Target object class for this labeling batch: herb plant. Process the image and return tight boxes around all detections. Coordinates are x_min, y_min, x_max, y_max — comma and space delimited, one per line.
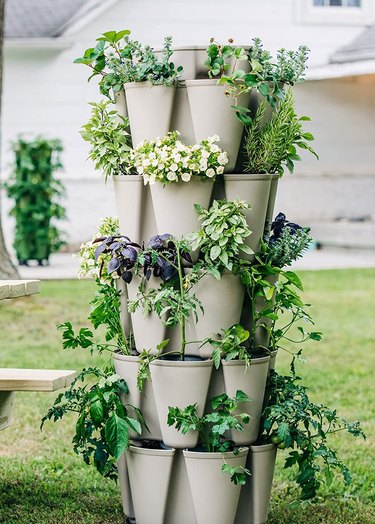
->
4, 137, 66, 265
74, 31, 182, 98
189, 199, 252, 276
132, 131, 228, 184
168, 391, 252, 485
201, 324, 250, 369
42, 368, 144, 480
243, 89, 318, 176
205, 38, 248, 79
80, 100, 132, 181
262, 370, 365, 500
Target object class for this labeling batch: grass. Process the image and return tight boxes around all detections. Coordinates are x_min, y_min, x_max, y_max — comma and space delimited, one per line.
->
0, 269, 374, 523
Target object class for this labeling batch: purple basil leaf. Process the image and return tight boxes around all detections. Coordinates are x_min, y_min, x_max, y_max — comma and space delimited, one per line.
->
108, 257, 121, 274
95, 243, 108, 260
122, 270, 133, 283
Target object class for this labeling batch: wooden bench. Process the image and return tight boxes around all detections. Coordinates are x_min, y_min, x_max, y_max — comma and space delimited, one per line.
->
0, 279, 76, 431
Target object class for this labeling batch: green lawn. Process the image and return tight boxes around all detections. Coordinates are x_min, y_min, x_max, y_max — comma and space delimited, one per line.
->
0, 269, 374, 524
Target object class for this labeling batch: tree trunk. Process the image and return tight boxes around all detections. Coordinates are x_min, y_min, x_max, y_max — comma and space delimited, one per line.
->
0, 0, 19, 279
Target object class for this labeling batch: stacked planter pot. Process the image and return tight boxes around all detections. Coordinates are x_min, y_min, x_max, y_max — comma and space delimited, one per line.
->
112, 45, 280, 524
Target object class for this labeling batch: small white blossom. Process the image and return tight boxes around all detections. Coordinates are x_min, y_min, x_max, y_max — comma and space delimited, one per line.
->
216, 166, 225, 174
218, 153, 228, 166
206, 168, 216, 178
181, 172, 192, 182
170, 163, 178, 172
167, 171, 177, 181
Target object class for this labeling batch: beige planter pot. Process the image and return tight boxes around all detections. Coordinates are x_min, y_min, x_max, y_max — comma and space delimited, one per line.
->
186, 79, 251, 172
113, 353, 162, 441
224, 174, 274, 260
264, 176, 280, 237
117, 452, 135, 520
235, 444, 277, 524
124, 81, 176, 147
127, 274, 168, 355
183, 447, 249, 524
127, 445, 175, 524
184, 271, 245, 358
149, 177, 214, 241
268, 350, 278, 374
170, 82, 195, 144
222, 357, 270, 445
112, 175, 144, 244
150, 359, 213, 448
0, 391, 15, 431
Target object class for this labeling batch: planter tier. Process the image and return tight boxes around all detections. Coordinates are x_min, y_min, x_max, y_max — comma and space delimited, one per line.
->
124, 81, 176, 147
0, 391, 15, 431
235, 444, 277, 524
186, 80, 251, 172
224, 174, 275, 260
150, 359, 213, 448
126, 445, 176, 524
113, 353, 162, 440
222, 357, 270, 445
184, 447, 249, 524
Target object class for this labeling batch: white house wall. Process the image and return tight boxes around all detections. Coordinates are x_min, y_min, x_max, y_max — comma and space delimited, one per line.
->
1, 0, 374, 249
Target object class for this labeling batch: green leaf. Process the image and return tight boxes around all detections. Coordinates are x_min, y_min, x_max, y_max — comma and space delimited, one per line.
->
115, 29, 131, 42
210, 245, 221, 261
102, 31, 117, 43
90, 399, 104, 424
126, 417, 142, 434
283, 271, 304, 290
105, 413, 129, 460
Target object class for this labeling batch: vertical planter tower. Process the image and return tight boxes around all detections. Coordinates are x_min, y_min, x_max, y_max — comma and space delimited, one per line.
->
109, 45, 280, 524
71, 32, 360, 524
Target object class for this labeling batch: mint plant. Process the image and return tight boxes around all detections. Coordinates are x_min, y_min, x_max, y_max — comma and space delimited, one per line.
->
168, 391, 252, 485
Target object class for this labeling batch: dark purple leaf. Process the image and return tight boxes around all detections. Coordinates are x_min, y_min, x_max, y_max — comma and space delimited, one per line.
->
108, 257, 121, 274
95, 242, 108, 260
122, 270, 133, 283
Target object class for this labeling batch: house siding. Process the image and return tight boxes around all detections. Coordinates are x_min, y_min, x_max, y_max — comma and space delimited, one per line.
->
1, 0, 374, 248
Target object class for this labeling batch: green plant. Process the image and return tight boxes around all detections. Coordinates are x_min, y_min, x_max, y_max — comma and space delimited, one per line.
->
80, 100, 132, 181
74, 31, 182, 98
205, 37, 248, 79
132, 131, 228, 184
189, 199, 252, 277
4, 137, 66, 265
201, 324, 250, 369
244, 89, 318, 176
168, 391, 251, 484
41, 368, 144, 480
262, 370, 365, 500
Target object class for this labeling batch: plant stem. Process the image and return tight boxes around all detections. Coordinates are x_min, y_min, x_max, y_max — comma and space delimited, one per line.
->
176, 245, 186, 361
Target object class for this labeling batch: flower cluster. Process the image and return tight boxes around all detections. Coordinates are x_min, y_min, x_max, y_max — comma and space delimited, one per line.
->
76, 216, 120, 283
131, 131, 229, 184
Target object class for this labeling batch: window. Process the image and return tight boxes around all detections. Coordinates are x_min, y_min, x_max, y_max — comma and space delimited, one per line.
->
313, 0, 361, 6
297, 0, 371, 24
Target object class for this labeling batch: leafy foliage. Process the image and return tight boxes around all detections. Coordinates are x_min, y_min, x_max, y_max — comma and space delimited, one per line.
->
262, 371, 365, 500
41, 368, 144, 480
168, 391, 252, 484
80, 101, 132, 180
244, 89, 318, 176
201, 324, 250, 369
74, 31, 182, 97
190, 199, 252, 275
205, 37, 248, 78
4, 137, 66, 263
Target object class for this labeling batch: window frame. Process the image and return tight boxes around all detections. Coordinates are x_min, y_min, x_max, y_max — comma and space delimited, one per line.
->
297, 0, 373, 25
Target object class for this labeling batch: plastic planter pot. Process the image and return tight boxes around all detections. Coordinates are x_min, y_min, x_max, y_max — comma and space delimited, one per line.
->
235, 443, 277, 524
150, 359, 213, 448
170, 82, 195, 144
183, 447, 249, 524
149, 177, 214, 245
222, 356, 270, 445
113, 353, 162, 441
114, 89, 128, 118
112, 175, 144, 245
183, 271, 245, 358
264, 175, 281, 238
126, 274, 168, 355
117, 452, 135, 521
126, 445, 176, 524
186, 79, 251, 172
124, 81, 176, 147
224, 174, 274, 260
116, 279, 132, 339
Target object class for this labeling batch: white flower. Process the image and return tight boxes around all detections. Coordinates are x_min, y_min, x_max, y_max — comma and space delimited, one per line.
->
167, 171, 177, 181
201, 150, 210, 159
208, 134, 220, 143
210, 144, 220, 153
137, 166, 144, 174
158, 163, 165, 170
206, 168, 216, 178
216, 166, 224, 174
170, 163, 178, 172
142, 159, 151, 167
152, 159, 158, 167
181, 172, 191, 182
173, 153, 181, 162
218, 153, 228, 166
199, 161, 208, 171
